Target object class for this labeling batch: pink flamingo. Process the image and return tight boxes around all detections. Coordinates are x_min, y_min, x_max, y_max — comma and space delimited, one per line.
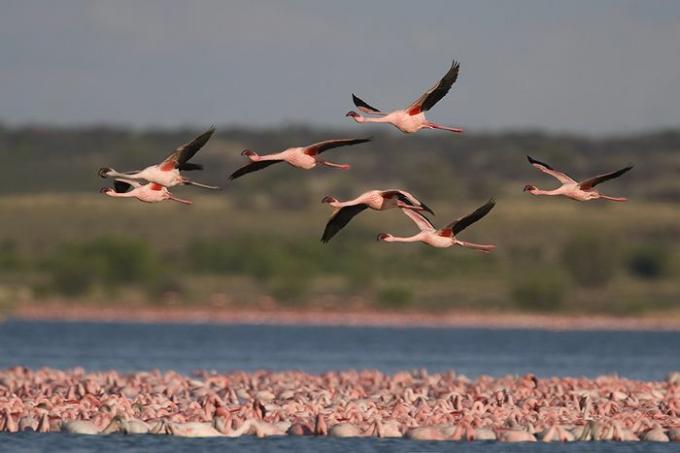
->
98, 127, 218, 189
524, 155, 632, 202
377, 200, 496, 252
346, 60, 463, 134
100, 179, 192, 205
321, 189, 433, 243
228, 138, 370, 180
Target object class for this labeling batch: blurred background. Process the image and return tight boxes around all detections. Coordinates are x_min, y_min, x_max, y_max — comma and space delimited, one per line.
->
0, 0, 678, 317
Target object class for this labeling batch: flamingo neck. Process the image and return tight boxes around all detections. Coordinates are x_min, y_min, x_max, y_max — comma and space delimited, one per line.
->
105, 191, 135, 198
529, 188, 559, 196
384, 234, 422, 243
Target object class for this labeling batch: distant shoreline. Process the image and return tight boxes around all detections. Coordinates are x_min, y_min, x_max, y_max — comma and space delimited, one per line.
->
7, 303, 680, 331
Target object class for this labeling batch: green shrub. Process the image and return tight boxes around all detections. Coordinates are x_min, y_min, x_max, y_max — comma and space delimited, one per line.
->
376, 286, 414, 309
0, 240, 21, 270
627, 243, 671, 279
561, 233, 618, 287
267, 275, 309, 305
511, 269, 568, 311
46, 236, 158, 296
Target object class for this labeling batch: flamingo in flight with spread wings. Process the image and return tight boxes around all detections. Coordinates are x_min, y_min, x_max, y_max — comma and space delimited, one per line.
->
320, 189, 434, 243
346, 60, 463, 134
98, 127, 219, 189
228, 138, 370, 180
377, 199, 496, 253
524, 156, 633, 202
100, 179, 192, 205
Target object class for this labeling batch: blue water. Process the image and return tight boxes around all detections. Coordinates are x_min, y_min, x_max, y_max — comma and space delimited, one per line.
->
1, 320, 679, 452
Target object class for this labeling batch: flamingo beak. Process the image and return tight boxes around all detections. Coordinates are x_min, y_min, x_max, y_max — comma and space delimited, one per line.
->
376, 233, 389, 241
321, 196, 335, 204
420, 203, 435, 216
99, 187, 111, 194
345, 111, 358, 118
523, 185, 535, 192
98, 168, 112, 178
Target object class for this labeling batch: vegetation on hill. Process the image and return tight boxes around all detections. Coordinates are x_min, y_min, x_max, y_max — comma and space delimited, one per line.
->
0, 125, 678, 314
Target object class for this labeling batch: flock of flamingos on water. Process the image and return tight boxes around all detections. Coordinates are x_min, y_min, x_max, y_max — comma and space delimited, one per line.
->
6, 59, 671, 444
98, 58, 633, 251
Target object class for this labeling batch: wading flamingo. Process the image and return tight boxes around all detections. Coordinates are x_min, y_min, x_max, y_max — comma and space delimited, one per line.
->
524, 156, 632, 202
228, 138, 370, 180
346, 60, 463, 134
321, 189, 434, 243
100, 179, 192, 205
377, 200, 496, 252
98, 127, 218, 189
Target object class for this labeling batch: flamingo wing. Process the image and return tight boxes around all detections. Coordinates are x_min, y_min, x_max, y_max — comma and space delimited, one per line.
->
527, 155, 576, 185
321, 204, 369, 243
382, 190, 435, 215
406, 59, 460, 115
162, 126, 216, 170
441, 199, 495, 236
579, 166, 633, 190
401, 208, 436, 232
352, 94, 383, 114
306, 138, 371, 155
228, 160, 283, 180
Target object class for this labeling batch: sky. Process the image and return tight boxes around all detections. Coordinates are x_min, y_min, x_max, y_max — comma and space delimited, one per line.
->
1, 0, 680, 135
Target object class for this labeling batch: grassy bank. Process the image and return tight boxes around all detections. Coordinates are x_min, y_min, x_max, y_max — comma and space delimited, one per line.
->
1, 194, 678, 315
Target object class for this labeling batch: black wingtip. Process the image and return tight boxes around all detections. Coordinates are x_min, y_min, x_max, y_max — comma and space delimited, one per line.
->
527, 155, 553, 170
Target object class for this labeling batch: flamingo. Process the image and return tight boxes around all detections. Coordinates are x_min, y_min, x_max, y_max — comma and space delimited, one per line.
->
228, 138, 370, 180
100, 179, 192, 205
346, 59, 463, 134
523, 156, 632, 202
320, 189, 434, 243
377, 199, 496, 252
98, 127, 219, 189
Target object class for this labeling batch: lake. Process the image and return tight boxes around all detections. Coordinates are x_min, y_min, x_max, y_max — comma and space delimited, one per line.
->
1, 320, 679, 452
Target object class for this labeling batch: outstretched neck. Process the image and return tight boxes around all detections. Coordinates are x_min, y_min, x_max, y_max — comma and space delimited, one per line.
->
104, 191, 134, 198
384, 234, 422, 243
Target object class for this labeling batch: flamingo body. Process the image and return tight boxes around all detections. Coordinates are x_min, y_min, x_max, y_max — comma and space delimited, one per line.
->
346, 60, 463, 134
321, 189, 433, 243
524, 155, 632, 202
378, 199, 496, 253
100, 179, 192, 205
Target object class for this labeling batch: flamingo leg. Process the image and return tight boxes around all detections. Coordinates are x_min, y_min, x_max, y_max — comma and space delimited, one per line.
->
427, 122, 464, 134
184, 180, 221, 190
169, 196, 193, 205
320, 161, 351, 170
599, 195, 627, 202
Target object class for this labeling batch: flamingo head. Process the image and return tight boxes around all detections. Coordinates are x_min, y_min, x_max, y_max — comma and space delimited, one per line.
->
241, 149, 258, 160
376, 233, 391, 242
345, 111, 361, 121
99, 187, 113, 195
321, 195, 338, 204
98, 167, 112, 178
523, 184, 538, 193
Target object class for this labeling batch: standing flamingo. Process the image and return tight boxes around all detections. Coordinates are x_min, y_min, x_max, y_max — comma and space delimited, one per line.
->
346, 59, 463, 134
523, 156, 632, 202
100, 179, 192, 205
321, 189, 434, 243
377, 200, 496, 252
98, 127, 218, 189
228, 138, 370, 180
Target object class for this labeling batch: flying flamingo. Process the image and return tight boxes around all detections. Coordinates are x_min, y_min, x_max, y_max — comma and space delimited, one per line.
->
377, 199, 496, 252
321, 189, 434, 243
523, 156, 632, 202
346, 59, 463, 134
98, 127, 219, 189
100, 179, 192, 205
228, 138, 370, 180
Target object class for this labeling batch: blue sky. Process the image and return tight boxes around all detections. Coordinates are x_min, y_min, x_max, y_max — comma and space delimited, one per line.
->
2, 0, 679, 134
